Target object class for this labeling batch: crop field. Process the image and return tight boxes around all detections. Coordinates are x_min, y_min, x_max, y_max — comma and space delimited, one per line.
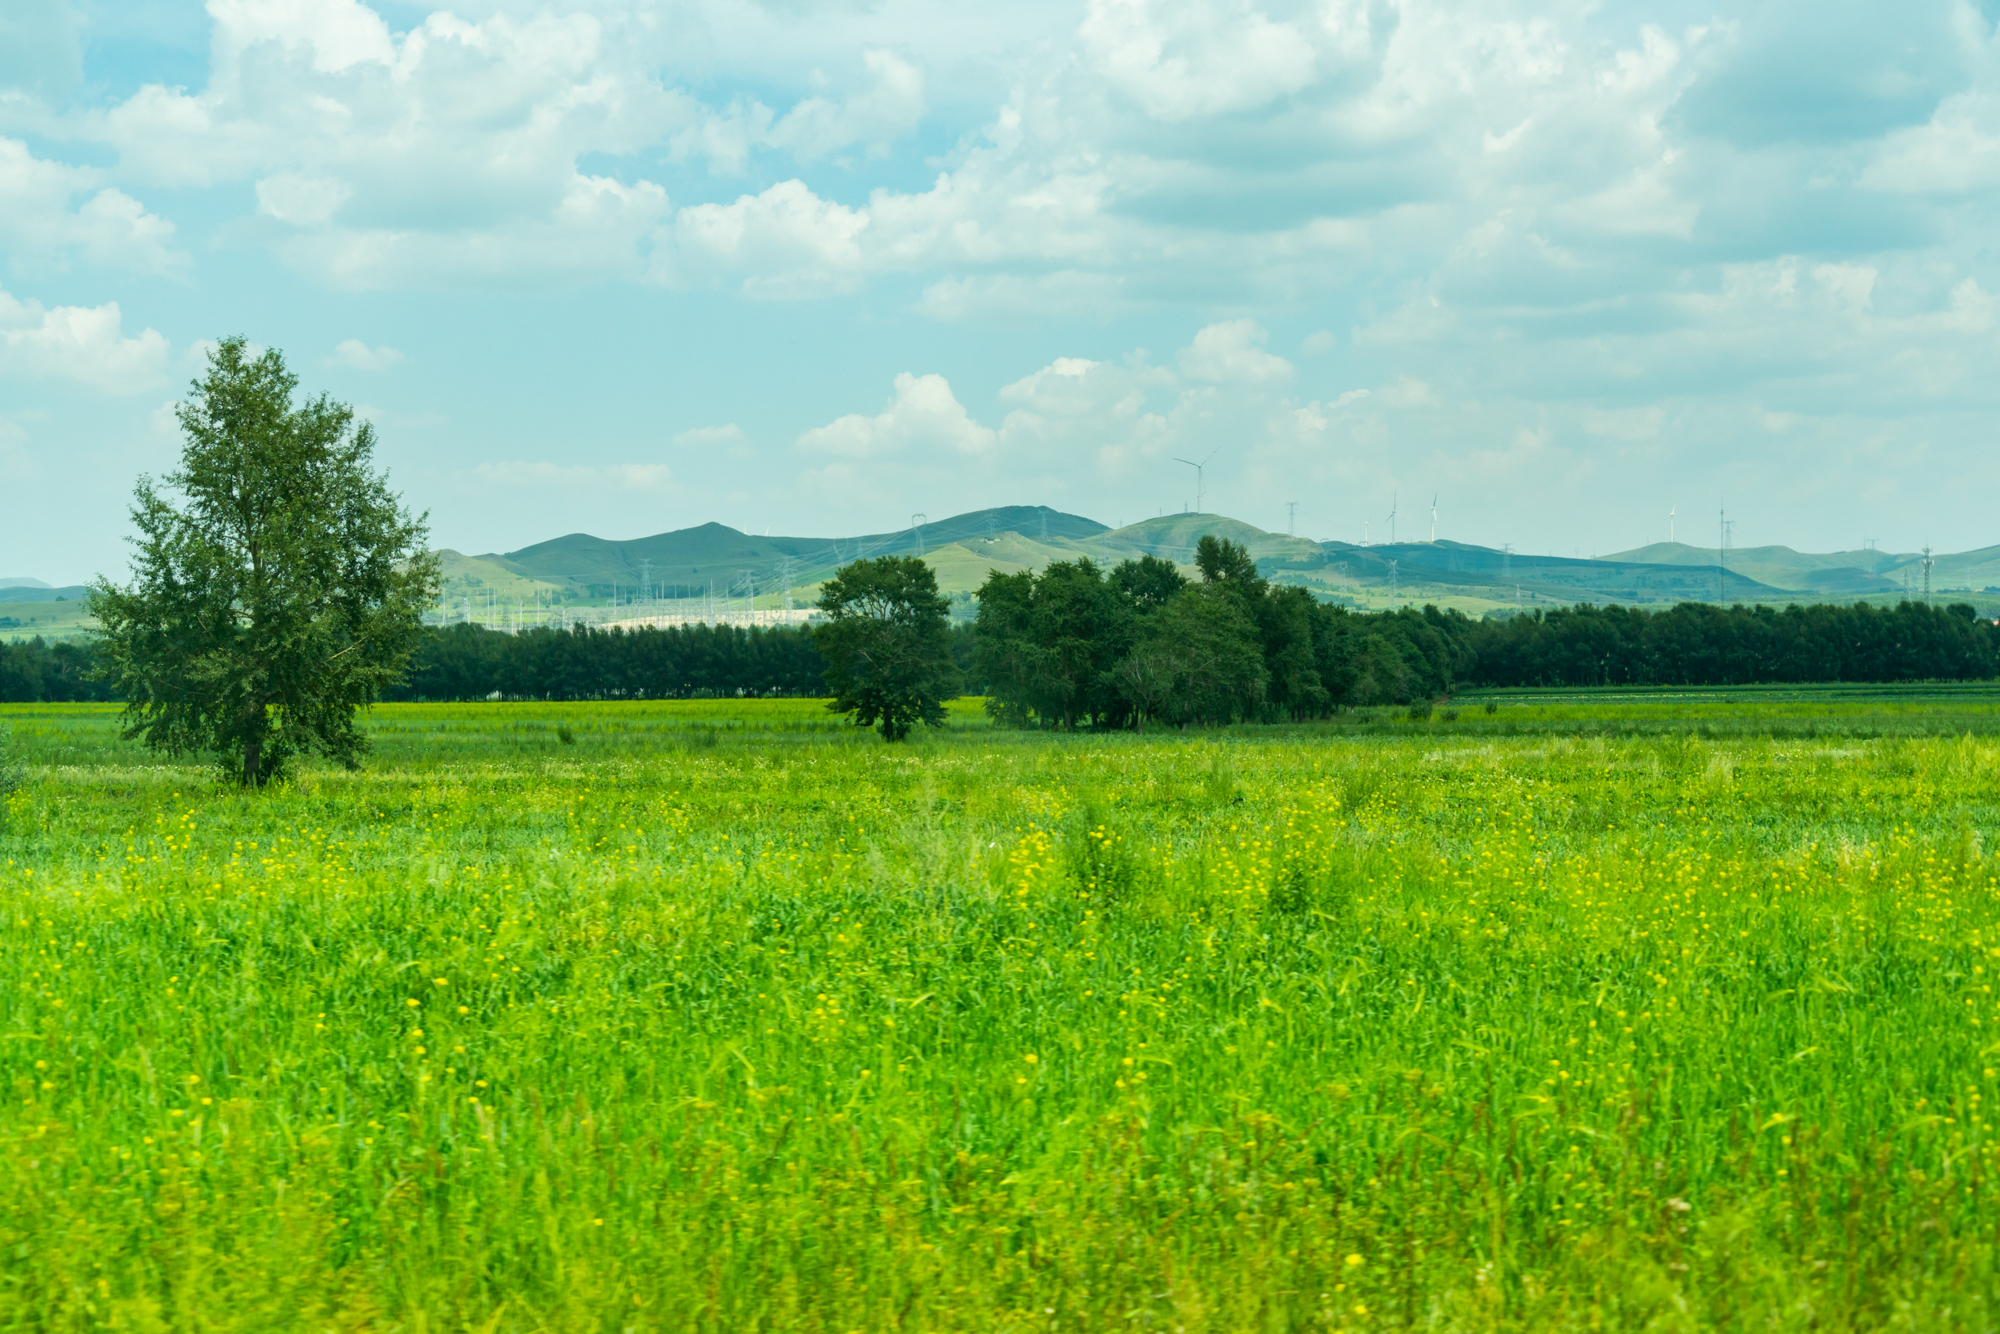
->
5, 696, 2000, 1329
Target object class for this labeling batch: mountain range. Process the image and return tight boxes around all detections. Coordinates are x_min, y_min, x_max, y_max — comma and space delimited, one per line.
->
428, 506, 2000, 616
10, 507, 1999, 641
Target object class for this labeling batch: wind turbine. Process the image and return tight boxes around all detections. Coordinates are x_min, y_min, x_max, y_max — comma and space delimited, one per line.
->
1669, 506, 1676, 545
1174, 449, 1218, 514
1430, 494, 1438, 543
1387, 493, 1398, 545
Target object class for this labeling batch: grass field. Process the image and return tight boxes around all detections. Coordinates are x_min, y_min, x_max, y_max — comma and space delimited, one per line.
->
5, 694, 2000, 1329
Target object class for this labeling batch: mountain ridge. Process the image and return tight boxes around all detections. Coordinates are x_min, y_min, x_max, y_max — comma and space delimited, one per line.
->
427, 507, 2000, 619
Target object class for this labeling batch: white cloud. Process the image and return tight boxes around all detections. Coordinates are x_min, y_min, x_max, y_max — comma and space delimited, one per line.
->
473, 461, 673, 490
682, 49, 927, 172
769, 50, 926, 161
915, 272, 1133, 322
1177, 320, 1293, 384
1813, 263, 1878, 314
1375, 375, 1438, 409
798, 372, 996, 458
208, 0, 398, 74
1079, 0, 1324, 122
0, 287, 170, 393
1862, 92, 2000, 196
332, 339, 402, 371
655, 180, 869, 297
256, 173, 351, 227
0, 138, 186, 276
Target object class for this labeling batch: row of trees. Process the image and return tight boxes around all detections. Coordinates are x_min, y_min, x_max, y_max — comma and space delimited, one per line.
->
0, 638, 117, 703
384, 621, 829, 701
21, 579, 1997, 710
971, 537, 1467, 729
1457, 600, 1999, 687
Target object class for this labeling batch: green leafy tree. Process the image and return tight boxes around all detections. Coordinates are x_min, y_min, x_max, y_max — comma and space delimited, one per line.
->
1140, 585, 1269, 727
970, 569, 1040, 728
814, 556, 958, 741
1108, 554, 1187, 611
90, 337, 442, 786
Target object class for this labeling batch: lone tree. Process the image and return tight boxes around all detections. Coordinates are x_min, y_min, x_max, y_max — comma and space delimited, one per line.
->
813, 555, 957, 741
91, 337, 441, 786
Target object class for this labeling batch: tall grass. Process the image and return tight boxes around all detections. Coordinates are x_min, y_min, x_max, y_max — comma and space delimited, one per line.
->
2, 700, 2000, 1328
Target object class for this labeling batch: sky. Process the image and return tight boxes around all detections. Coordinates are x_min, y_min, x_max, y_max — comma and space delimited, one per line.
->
5, 0, 2000, 583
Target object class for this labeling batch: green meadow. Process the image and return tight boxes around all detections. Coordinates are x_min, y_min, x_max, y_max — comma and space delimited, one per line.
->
4, 694, 2000, 1329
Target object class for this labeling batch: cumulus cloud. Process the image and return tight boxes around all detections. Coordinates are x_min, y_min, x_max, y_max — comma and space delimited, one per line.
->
798, 373, 996, 458
0, 287, 170, 393
768, 50, 927, 161
677, 49, 927, 172
1177, 320, 1292, 383
333, 339, 402, 371
0, 138, 186, 276
653, 180, 868, 297
13, 0, 2000, 558
1078, 0, 1328, 122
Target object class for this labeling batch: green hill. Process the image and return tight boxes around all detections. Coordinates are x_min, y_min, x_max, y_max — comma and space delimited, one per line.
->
487, 506, 1108, 599
430, 510, 2000, 623
19, 510, 2000, 644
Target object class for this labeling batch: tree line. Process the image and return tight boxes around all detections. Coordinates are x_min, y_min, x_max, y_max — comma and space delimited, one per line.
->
1460, 599, 1998, 688
0, 638, 118, 703
10, 579, 1996, 707
383, 621, 830, 701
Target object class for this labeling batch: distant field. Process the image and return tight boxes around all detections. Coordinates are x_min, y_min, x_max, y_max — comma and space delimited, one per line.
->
5, 696, 2000, 1327
0, 597, 94, 640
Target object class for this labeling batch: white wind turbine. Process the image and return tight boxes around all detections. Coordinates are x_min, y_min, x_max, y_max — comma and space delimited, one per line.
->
1430, 494, 1438, 543
1175, 449, 1219, 514
1669, 506, 1676, 545
1387, 492, 1398, 545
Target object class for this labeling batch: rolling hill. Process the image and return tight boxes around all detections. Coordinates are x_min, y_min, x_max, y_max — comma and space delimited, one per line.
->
421, 505, 2000, 621
15, 507, 2000, 643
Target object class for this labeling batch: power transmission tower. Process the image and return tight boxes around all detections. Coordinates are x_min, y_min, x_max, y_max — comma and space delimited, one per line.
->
1286, 501, 1297, 536
778, 556, 796, 616
912, 513, 927, 557
639, 559, 651, 605
1923, 547, 1934, 605
1717, 504, 1730, 603
1388, 558, 1399, 605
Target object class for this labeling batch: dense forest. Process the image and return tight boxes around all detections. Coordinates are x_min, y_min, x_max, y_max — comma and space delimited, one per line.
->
385, 621, 829, 700
0, 637, 117, 703
3, 544, 1996, 712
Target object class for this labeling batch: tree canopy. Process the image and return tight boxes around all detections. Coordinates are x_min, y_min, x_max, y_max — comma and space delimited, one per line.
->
812, 556, 958, 741
90, 337, 441, 785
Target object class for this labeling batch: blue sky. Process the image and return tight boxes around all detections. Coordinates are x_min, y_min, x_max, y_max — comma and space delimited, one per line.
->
5, 0, 2000, 582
